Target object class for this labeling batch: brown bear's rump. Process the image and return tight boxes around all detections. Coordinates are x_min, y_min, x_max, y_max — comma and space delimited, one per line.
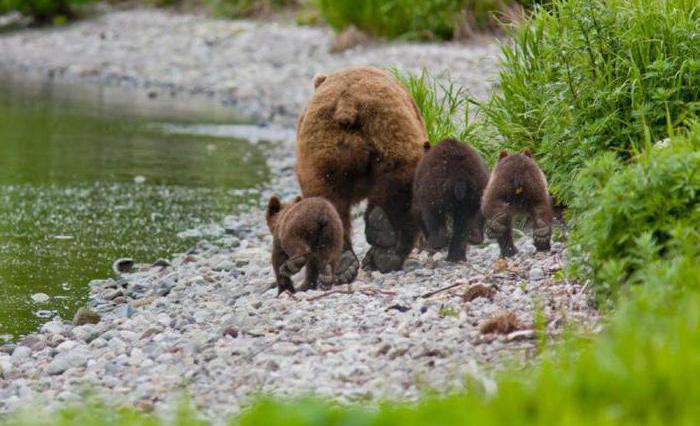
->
295, 66, 427, 202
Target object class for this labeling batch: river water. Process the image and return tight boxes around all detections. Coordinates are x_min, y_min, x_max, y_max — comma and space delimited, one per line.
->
0, 76, 268, 340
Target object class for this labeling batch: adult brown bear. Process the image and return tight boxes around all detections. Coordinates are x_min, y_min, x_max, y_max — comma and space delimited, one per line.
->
296, 66, 427, 282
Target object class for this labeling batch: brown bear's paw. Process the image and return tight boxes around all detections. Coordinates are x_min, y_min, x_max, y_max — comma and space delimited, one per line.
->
498, 242, 518, 258
426, 228, 449, 250
298, 280, 318, 292
467, 227, 485, 245
280, 255, 307, 277
446, 250, 467, 263
335, 250, 359, 284
486, 214, 509, 238
365, 206, 397, 248
318, 264, 336, 288
362, 247, 404, 273
533, 221, 551, 252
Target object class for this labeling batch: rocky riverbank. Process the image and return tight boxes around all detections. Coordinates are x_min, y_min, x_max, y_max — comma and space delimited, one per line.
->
0, 7, 598, 421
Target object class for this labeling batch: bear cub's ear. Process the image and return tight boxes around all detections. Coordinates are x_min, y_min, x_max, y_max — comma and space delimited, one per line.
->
422, 141, 432, 152
498, 150, 509, 160
313, 74, 327, 90
521, 147, 532, 157
267, 196, 282, 215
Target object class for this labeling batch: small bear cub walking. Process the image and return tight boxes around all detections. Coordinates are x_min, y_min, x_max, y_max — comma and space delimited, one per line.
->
265, 196, 344, 294
412, 138, 490, 262
481, 148, 553, 258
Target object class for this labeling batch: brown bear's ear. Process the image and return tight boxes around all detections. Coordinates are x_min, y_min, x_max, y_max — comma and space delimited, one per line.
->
521, 147, 532, 157
498, 150, 509, 160
423, 141, 432, 152
293, 195, 303, 203
267, 196, 281, 215
313, 74, 327, 90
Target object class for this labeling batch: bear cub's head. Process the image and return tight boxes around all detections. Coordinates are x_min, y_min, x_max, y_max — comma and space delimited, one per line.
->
265, 195, 302, 232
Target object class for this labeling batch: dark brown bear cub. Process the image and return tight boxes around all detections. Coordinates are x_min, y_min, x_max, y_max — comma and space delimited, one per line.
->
412, 138, 489, 262
265, 196, 343, 294
481, 148, 553, 258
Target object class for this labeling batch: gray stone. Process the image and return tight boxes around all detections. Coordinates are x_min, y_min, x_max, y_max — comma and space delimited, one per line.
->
112, 258, 135, 275
529, 267, 545, 281
46, 350, 88, 375
11, 346, 32, 364
113, 304, 135, 319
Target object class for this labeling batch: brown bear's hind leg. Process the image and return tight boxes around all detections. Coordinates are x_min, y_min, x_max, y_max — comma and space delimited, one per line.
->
531, 204, 553, 252
327, 197, 359, 285
446, 209, 468, 262
279, 238, 311, 278
485, 202, 517, 258
272, 240, 296, 294
362, 182, 418, 272
365, 204, 397, 248
299, 256, 322, 291
466, 211, 486, 245
421, 208, 449, 251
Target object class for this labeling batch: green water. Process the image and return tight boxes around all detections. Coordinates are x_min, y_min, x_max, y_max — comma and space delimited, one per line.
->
0, 77, 267, 340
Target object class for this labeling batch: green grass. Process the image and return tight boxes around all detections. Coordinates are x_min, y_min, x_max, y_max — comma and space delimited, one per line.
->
390, 68, 500, 163
0, 0, 92, 24
483, 0, 700, 205
316, 0, 532, 40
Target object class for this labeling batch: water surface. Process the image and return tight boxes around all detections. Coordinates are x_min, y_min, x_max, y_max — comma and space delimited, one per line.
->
0, 76, 268, 340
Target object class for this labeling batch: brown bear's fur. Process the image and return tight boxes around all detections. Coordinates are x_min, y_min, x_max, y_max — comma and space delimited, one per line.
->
481, 148, 553, 257
412, 138, 489, 262
265, 195, 343, 294
296, 66, 428, 277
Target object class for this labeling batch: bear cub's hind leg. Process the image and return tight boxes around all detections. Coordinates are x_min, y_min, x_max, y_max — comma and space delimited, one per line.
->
446, 210, 469, 262
487, 204, 518, 258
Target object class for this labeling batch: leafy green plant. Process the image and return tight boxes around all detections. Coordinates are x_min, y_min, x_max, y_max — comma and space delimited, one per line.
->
568, 127, 700, 301
484, 0, 700, 204
391, 68, 499, 162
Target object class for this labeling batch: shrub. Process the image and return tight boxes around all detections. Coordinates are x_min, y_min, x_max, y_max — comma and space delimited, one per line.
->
0, 0, 91, 23
484, 0, 700, 204
568, 126, 700, 301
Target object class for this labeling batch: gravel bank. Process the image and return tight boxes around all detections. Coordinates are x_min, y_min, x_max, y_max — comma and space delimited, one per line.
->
0, 7, 598, 421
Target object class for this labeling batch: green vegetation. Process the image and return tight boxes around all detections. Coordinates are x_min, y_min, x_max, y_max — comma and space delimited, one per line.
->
316, 0, 531, 40
568, 128, 700, 302
0, 0, 90, 24
391, 68, 499, 162
483, 0, 700, 204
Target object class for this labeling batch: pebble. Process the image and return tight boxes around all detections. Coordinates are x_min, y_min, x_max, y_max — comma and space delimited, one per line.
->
30, 293, 50, 304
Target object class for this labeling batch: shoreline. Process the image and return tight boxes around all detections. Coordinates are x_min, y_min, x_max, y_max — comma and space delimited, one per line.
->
0, 7, 598, 420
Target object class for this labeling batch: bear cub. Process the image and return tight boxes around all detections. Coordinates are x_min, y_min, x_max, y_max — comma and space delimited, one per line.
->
412, 138, 489, 262
265, 195, 344, 294
481, 148, 553, 258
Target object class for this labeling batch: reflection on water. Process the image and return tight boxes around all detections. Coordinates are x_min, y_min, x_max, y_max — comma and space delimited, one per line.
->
0, 76, 268, 340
